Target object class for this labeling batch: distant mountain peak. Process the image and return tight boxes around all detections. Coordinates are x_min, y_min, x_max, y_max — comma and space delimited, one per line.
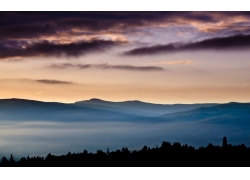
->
88, 99, 146, 104
228, 102, 239, 104
89, 98, 105, 102
124, 100, 144, 103
0, 98, 40, 102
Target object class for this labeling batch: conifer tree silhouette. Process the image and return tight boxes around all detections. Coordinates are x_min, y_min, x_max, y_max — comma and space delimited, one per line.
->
1, 156, 8, 164
9, 154, 15, 164
223, 137, 227, 147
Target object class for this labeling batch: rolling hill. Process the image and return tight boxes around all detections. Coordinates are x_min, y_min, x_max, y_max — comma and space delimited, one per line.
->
162, 102, 250, 124
1, 98, 249, 125
75, 98, 216, 116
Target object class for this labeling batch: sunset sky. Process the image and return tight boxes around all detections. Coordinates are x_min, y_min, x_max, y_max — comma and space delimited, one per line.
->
1, 12, 250, 104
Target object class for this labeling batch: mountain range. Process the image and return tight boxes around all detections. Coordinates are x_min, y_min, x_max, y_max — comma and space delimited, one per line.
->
0, 98, 249, 124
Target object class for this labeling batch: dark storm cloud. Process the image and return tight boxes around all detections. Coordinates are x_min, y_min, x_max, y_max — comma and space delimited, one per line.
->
0, 12, 240, 40
49, 63, 164, 71
124, 34, 250, 56
0, 39, 124, 59
0, 24, 56, 39
0, 12, 147, 40
0, 12, 168, 40
35, 79, 73, 85
1, 12, 250, 59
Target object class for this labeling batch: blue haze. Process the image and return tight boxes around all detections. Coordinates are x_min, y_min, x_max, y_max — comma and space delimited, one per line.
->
0, 99, 250, 159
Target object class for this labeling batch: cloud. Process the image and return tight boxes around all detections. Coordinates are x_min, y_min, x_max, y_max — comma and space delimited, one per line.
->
101, 64, 164, 71
0, 78, 75, 85
35, 79, 73, 85
2, 12, 250, 41
124, 34, 250, 56
2, 12, 250, 61
0, 39, 125, 59
48, 63, 164, 71
148, 60, 194, 65
49, 63, 90, 69
0, 12, 216, 39
0, 24, 56, 40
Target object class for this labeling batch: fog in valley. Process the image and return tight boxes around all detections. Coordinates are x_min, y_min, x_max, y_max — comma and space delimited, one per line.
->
1, 120, 250, 159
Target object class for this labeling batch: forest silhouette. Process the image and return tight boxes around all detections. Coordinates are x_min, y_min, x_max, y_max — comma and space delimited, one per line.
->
1, 137, 250, 167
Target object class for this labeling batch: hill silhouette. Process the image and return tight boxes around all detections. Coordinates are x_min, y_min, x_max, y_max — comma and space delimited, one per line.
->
162, 102, 250, 124
0, 98, 250, 124
0, 98, 217, 122
76, 98, 217, 116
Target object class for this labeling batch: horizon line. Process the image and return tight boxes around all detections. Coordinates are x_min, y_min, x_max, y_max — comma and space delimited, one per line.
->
0, 97, 249, 105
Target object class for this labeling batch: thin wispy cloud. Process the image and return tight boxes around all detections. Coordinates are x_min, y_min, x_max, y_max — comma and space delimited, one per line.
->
35, 79, 73, 85
148, 60, 194, 65
0, 78, 74, 85
48, 63, 165, 71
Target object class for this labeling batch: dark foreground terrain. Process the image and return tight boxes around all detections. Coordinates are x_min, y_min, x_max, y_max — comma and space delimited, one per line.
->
1, 137, 250, 167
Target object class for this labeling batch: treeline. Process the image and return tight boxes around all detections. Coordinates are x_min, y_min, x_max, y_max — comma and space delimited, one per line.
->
1, 137, 250, 167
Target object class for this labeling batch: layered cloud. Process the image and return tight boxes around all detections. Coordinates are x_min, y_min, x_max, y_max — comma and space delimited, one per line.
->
0, 24, 56, 40
2, 12, 250, 40
124, 34, 250, 56
0, 12, 216, 39
0, 39, 125, 59
2, 12, 250, 60
49, 63, 164, 71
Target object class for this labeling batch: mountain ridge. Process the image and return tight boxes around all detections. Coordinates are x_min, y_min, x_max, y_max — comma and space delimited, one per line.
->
0, 98, 249, 124
2, 98, 248, 105
162, 103, 250, 124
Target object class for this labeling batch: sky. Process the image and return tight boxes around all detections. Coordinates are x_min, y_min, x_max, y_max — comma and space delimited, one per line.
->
1, 12, 250, 104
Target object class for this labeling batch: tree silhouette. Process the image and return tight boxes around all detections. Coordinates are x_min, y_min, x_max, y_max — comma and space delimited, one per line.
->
9, 154, 15, 164
1, 136, 250, 167
223, 137, 228, 147
1, 156, 8, 164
